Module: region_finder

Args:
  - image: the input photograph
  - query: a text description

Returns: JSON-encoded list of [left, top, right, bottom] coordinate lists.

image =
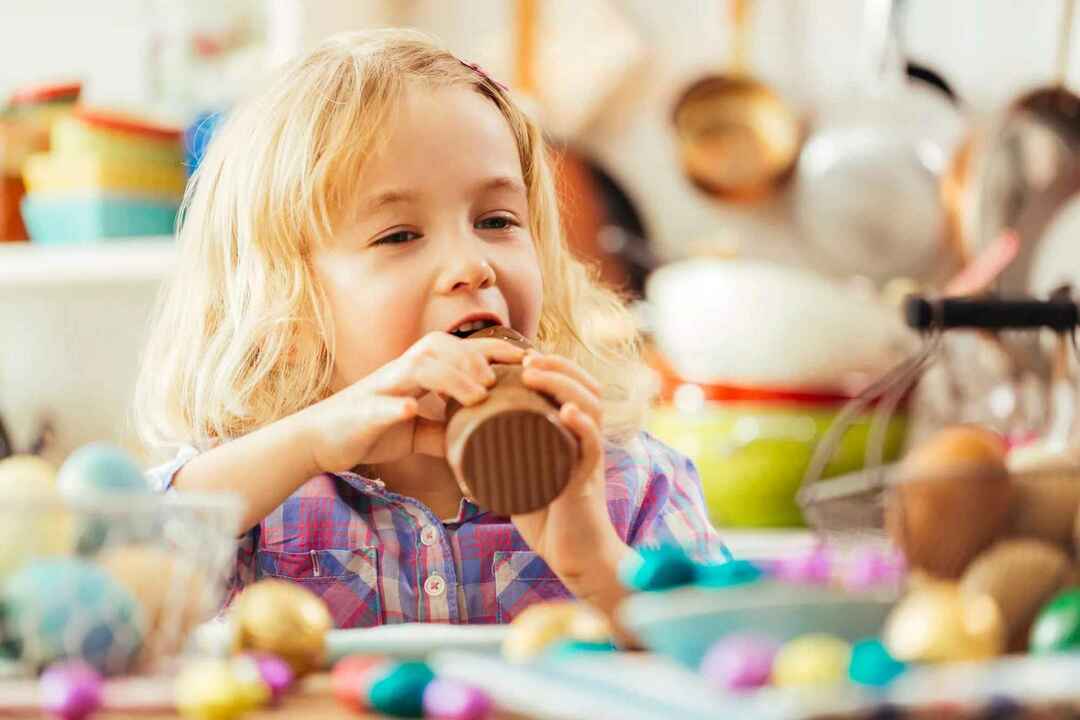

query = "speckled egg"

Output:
[[56, 443, 152, 554], [1, 558, 144, 675]]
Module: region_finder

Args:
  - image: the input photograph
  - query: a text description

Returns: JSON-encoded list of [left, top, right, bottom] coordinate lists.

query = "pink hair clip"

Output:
[[459, 59, 509, 93]]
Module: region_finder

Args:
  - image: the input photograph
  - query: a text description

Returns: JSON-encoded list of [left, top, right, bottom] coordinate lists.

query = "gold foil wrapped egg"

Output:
[[230, 580, 332, 677], [883, 578, 1005, 663], [503, 600, 591, 663]]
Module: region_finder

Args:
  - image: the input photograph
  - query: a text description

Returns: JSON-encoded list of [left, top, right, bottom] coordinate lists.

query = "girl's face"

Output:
[[314, 83, 544, 390]]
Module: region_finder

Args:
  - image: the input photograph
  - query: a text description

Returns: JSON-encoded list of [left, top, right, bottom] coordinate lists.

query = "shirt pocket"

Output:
[[493, 550, 572, 623], [255, 547, 381, 629]]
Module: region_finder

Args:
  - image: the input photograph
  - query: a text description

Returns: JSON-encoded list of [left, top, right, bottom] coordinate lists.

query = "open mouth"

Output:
[[448, 318, 500, 339]]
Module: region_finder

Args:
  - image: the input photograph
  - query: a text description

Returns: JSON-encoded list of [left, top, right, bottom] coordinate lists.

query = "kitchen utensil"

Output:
[[795, 0, 965, 283], [671, 0, 801, 203], [956, 0, 1080, 294], [798, 295, 1080, 546], [512, 0, 654, 297]]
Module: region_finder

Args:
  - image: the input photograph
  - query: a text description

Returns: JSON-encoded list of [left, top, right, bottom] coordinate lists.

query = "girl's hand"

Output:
[[304, 332, 525, 474], [511, 352, 633, 615]]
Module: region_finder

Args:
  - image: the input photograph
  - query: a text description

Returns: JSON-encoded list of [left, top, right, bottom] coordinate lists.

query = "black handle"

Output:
[[905, 296, 1080, 331]]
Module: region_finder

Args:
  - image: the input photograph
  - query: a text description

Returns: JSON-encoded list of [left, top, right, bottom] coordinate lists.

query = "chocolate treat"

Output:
[[445, 326, 578, 515]]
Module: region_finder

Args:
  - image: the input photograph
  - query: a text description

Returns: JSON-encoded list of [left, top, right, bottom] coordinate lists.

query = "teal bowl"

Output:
[[618, 580, 897, 669]]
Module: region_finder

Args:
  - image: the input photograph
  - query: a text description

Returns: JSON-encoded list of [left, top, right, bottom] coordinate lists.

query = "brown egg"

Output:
[[230, 579, 332, 676], [98, 545, 212, 662], [961, 539, 1076, 652], [885, 426, 1012, 579], [1007, 468, 1080, 550], [883, 577, 1005, 662]]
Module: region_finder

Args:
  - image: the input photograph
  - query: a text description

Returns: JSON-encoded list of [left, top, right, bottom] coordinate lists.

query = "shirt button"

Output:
[[424, 574, 446, 597], [420, 525, 438, 547]]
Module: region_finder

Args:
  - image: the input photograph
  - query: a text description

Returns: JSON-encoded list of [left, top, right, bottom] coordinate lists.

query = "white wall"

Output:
[[3, 0, 1080, 464]]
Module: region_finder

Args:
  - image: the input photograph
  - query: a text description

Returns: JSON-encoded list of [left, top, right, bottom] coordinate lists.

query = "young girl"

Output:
[[137, 29, 724, 630]]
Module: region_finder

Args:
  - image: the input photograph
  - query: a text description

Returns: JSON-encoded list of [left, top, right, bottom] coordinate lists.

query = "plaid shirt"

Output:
[[149, 431, 725, 629]]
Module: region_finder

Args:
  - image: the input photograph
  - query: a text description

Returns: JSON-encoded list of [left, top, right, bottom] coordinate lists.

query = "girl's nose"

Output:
[[441, 254, 496, 294]]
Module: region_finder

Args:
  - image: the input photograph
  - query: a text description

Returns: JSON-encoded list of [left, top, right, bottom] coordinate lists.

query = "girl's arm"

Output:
[[170, 333, 524, 532]]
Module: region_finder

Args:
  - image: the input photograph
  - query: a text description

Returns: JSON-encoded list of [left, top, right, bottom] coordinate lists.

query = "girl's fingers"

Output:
[[415, 363, 488, 407], [523, 353, 601, 395], [521, 368, 602, 425], [468, 338, 528, 365], [560, 402, 604, 485]]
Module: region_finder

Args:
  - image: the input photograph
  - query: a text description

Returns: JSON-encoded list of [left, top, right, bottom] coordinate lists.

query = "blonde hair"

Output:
[[135, 29, 653, 452]]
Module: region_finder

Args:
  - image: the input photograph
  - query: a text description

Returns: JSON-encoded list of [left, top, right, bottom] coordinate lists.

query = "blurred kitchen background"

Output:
[[5, 0, 1080, 539]]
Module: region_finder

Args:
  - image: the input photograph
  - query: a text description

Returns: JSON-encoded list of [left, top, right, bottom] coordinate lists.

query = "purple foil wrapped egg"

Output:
[[773, 545, 832, 585], [422, 677, 494, 719], [246, 652, 295, 703], [700, 634, 779, 691], [39, 661, 104, 720]]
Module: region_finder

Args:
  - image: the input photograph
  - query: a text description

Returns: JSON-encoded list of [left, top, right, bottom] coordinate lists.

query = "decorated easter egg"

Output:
[[0, 455, 72, 579], [423, 677, 494, 720], [39, 660, 104, 720], [883, 579, 1004, 663], [175, 658, 249, 720], [368, 661, 436, 718], [56, 443, 152, 554], [700, 633, 778, 691], [1, 559, 144, 675], [848, 638, 907, 687], [331, 654, 389, 711], [771, 634, 851, 687], [98, 545, 210, 648], [1030, 589, 1080, 654], [619, 545, 696, 591], [230, 579, 333, 677]]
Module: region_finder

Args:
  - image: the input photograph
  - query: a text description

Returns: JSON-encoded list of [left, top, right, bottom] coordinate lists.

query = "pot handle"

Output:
[[904, 296, 1080, 332]]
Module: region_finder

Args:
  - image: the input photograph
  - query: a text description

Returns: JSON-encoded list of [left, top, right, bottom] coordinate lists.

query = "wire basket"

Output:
[[0, 491, 242, 678], [797, 294, 1080, 547]]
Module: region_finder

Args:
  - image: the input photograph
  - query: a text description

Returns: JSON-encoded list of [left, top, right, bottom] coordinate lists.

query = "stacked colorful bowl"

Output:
[[0, 82, 81, 241], [20, 107, 186, 244]]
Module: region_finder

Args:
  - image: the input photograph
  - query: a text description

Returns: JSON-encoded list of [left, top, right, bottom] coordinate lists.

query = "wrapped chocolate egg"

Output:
[[230, 580, 332, 677], [502, 601, 580, 663], [960, 539, 1074, 652], [771, 634, 851, 687], [701, 633, 778, 691], [175, 658, 254, 720], [423, 678, 494, 720], [1, 558, 144, 675], [368, 661, 436, 718], [98, 545, 210, 654], [883, 578, 1004, 663], [0, 454, 72, 579], [885, 426, 1012, 579], [1030, 588, 1080, 654], [39, 660, 104, 720], [332, 654, 390, 711]]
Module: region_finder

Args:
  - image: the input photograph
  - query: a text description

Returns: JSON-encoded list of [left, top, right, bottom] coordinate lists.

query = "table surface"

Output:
[[4, 673, 530, 719]]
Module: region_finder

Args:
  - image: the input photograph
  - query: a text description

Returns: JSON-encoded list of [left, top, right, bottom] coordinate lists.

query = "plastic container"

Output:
[[21, 195, 179, 244], [52, 112, 183, 164], [22, 152, 187, 198]]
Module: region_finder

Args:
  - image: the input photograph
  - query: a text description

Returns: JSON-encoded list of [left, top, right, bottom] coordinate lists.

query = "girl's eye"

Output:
[[476, 215, 517, 231], [374, 230, 420, 246]]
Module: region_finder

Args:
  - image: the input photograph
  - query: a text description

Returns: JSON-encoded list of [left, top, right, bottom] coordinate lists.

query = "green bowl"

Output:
[[647, 403, 906, 528]]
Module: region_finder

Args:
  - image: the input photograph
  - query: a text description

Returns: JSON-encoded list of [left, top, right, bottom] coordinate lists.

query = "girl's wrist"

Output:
[[561, 528, 635, 619]]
